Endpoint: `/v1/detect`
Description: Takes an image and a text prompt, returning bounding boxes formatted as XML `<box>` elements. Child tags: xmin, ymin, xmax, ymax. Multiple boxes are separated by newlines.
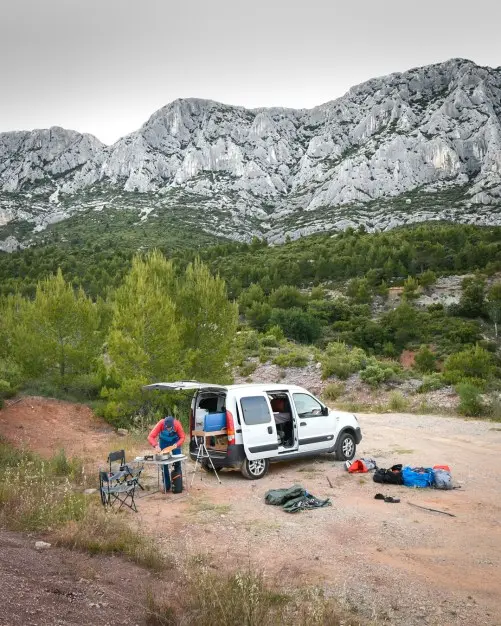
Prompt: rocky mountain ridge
<box><xmin>2</xmin><ymin>58</ymin><xmax>501</xmax><ymax>251</ymax></box>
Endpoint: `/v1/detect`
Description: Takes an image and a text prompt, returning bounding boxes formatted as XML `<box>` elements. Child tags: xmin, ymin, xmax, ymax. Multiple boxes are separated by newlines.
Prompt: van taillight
<box><xmin>189</xmin><ymin>408</ymin><xmax>194</xmax><ymax>435</ymax></box>
<box><xmin>226</xmin><ymin>410</ymin><xmax>235</xmax><ymax>445</ymax></box>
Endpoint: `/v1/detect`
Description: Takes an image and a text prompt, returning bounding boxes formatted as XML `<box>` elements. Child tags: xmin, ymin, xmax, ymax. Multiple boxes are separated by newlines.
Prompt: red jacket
<box><xmin>148</xmin><ymin>418</ymin><xmax>186</xmax><ymax>449</ymax></box>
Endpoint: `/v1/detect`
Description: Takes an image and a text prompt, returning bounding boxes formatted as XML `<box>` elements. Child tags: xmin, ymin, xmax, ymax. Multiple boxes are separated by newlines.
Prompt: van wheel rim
<box><xmin>248</xmin><ymin>460</ymin><xmax>265</xmax><ymax>476</ymax></box>
<box><xmin>342</xmin><ymin>438</ymin><xmax>354</xmax><ymax>457</ymax></box>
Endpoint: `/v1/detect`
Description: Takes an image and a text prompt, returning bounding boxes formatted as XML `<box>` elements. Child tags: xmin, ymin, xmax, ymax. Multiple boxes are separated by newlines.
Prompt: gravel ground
<box><xmin>138</xmin><ymin>411</ymin><xmax>501</xmax><ymax>626</ymax></box>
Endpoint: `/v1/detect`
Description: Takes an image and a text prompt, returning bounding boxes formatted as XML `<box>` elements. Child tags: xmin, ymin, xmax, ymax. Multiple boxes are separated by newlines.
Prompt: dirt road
<box><xmin>138</xmin><ymin>412</ymin><xmax>501</xmax><ymax>626</ymax></box>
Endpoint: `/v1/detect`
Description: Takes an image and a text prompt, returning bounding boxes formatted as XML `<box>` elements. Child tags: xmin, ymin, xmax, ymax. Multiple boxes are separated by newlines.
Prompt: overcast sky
<box><xmin>1</xmin><ymin>0</ymin><xmax>500</xmax><ymax>144</ymax></box>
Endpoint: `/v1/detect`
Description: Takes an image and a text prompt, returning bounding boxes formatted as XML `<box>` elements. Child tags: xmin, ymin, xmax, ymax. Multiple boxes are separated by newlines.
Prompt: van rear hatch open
<box><xmin>142</xmin><ymin>381</ymin><xmax>237</xmax><ymax>460</ymax></box>
<box><xmin>142</xmin><ymin>382</ymin><xmax>227</xmax><ymax>393</ymax></box>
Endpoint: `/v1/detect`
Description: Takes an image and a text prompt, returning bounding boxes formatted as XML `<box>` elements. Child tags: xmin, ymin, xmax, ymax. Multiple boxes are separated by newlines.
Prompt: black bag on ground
<box><xmin>373</xmin><ymin>464</ymin><xmax>404</xmax><ymax>485</ymax></box>
<box><xmin>171</xmin><ymin>470</ymin><xmax>183</xmax><ymax>493</ymax></box>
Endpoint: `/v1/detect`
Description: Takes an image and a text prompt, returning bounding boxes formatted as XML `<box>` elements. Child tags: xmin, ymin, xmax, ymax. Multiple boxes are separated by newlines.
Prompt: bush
<box><xmin>456</xmin><ymin>383</ymin><xmax>484</xmax><ymax>417</ymax></box>
<box><xmin>64</xmin><ymin>373</ymin><xmax>102</xmax><ymax>400</ymax></box>
<box><xmin>388</xmin><ymin>391</ymin><xmax>410</xmax><ymax>411</ymax></box>
<box><xmin>360</xmin><ymin>363</ymin><xmax>394</xmax><ymax>387</ymax></box>
<box><xmin>320</xmin><ymin>343</ymin><xmax>368</xmax><ymax>380</ymax></box>
<box><xmin>414</xmin><ymin>346</ymin><xmax>437</xmax><ymax>373</ymax></box>
<box><xmin>443</xmin><ymin>346</ymin><xmax>494</xmax><ymax>385</ymax></box>
<box><xmin>322</xmin><ymin>382</ymin><xmax>345</xmax><ymax>401</ymax></box>
<box><xmin>0</xmin><ymin>379</ymin><xmax>14</xmax><ymax>400</ymax></box>
<box><xmin>269</xmin><ymin>308</ymin><xmax>321</xmax><ymax>344</ymax></box>
<box><xmin>239</xmin><ymin>361</ymin><xmax>258</xmax><ymax>377</ymax></box>
<box><xmin>268</xmin><ymin>285</ymin><xmax>306</xmax><ymax>310</ymax></box>
<box><xmin>418</xmin><ymin>373</ymin><xmax>446</xmax><ymax>393</ymax></box>
<box><xmin>272</xmin><ymin>347</ymin><xmax>310</xmax><ymax>368</ymax></box>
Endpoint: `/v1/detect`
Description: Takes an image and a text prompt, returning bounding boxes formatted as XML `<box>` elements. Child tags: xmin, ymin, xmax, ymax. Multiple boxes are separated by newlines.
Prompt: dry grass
<box><xmin>145</xmin><ymin>566</ymin><xmax>368</xmax><ymax>626</ymax></box>
<box><xmin>54</xmin><ymin>505</ymin><xmax>170</xmax><ymax>571</ymax></box>
<box><xmin>0</xmin><ymin>442</ymin><xmax>87</xmax><ymax>531</ymax></box>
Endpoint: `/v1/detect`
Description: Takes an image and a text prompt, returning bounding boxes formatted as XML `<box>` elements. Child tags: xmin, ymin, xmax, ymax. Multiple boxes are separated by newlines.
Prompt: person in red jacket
<box><xmin>148</xmin><ymin>416</ymin><xmax>185</xmax><ymax>493</ymax></box>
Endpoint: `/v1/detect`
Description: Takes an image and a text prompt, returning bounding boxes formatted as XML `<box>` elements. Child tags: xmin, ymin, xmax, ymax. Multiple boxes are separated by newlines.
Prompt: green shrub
<box><xmin>443</xmin><ymin>346</ymin><xmax>494</xmax><ymax>385</ymax></box>
<box><xmin>0</xmin><ymin>358</ymin><xmax>23</xmax><ymax>388</ymax></box>
<box><xmin>418</xmin><ymin>373</ymin><xmax>446</xmax><ymax>393</ymax></box>
<box><xmin>321</xmin><ymin>343</ymin><xmax>368</xmax><ymax>379</ymax></box>
<box><xmin>414</xmin><ymin>346</ymin><xmax>437</xmax><ymax>373</ymax></box>
<box><xmin>265</xmin><ymin>325</ymin><xmax>285</xmax><ymax>342</ymax></box>
<box><xmin>242</xmin><ymin>330</ymin><xmax>260</xmax><ymax>354</ymax></box>
<box><xmin>269</xmin><ymin>308</ymin><xmax>321</xmax><ymax>344</ymax></box>
<box><xmin>360</xmin><ymin>363</ymin><xmax>394</xmax><ymax>387</ymax></box>
<box><xmin>272</xmin><ymin>347</ymin><xmax>310</xmax><ymax>368</ymax></box>
<box><xmin>456</xmin><ymin>383</ymin><xmax>484</xmax><ymax>417</ymax></box>
<box><xmin>64</xmin><ymin>373</ymin><xmax>102</xmax><ymax>400</ymax></box>
<box><xmin>322</xmin><ymin>382</ymin><xmax>345</xmax><ymax>401</ymax></box>
<box><xmin>0</xmin><ymin>379</ymin><xmax>13</xmax><ymax>399</ymax></box>
<box><xmin>258</xmin><ymin>347</ymin><xmax>273</xmax><ymax>363</ymax></box>
<box><xmin>239</xmin><ymin>361</ymin><xmax>258</xmax><ymax>377</ymax></box>
<box><xmin>388</xmin><ymin>391</ymin><xmax>410</xmax><ymax>411</ymax></box>
<box><xmin>488</xmin><ymin>396</ymin><xmax>501</xmax><ymax>421</ymax></box>
<box><xmin>268</xmin><ymin>285</ymin><xmax>306</xmax><ymax>310</ymax></box>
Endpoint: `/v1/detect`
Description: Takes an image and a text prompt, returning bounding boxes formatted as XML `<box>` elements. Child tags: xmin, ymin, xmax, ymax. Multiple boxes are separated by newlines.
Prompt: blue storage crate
<box><xmin>203</xmin><ymin>412</ymin><xmax>226</xmax><ymax>432</ymax></box>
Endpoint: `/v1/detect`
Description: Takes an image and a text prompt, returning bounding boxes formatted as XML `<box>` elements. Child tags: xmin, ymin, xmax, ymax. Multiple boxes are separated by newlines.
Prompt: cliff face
<box><xmin>2</xmin><ymin>58</ymin><xmax>501</xmax><ymax>250</ymax></box>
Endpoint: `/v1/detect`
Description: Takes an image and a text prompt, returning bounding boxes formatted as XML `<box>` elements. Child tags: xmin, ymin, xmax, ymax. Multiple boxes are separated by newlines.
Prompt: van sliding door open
<box><xmin>239</xmin><ymin>395</ymin><xmax>278</xmax><ymax>460</ymax></box>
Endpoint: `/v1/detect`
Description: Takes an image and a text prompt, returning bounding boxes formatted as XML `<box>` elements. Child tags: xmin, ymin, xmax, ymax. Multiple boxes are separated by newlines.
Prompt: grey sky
<box><xmin>1</xmin><ymin>0</ymin><xmax>500</xmax><ymax>144</ymax></box>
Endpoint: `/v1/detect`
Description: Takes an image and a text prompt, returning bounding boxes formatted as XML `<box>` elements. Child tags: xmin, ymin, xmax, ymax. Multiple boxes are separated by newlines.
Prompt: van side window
<box><xmin>292</xmin><ymin>393</ymin><xmax>323</xmax><ymax>418</ymax></box>
<box><xmin>240</xmin><ymin>396</ymin><xmax>272</xmax><ymax>425</ymax></box>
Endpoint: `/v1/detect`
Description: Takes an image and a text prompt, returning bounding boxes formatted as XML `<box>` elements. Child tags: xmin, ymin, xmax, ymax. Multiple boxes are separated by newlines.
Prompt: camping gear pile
<box><xmin>264</xmin><ymin>484</ymin><xmax>332</xmax><ymax>513</ymax></box>
<box><xmin>346</xmin><ymin>457</ymin><xmax>455</xmax><ymax>490</ymax></box>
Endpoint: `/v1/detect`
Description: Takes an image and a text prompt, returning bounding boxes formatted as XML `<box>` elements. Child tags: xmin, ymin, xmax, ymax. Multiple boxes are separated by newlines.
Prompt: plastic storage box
<box><xmin>203</xmin><ymin>412</ymin><xmax>226</xmax><ymax>432</ymax></box>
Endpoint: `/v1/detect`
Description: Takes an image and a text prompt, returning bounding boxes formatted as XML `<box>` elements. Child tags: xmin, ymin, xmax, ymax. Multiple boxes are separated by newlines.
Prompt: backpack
<box><xmin>373</xmin><ymin>464</ymin><xmax>404</xmax><ymax>485</ymax></box>
<box><xmin>433</xmin><ymin>467</ymin><xmax>453</xmax><ymax>490</ymax></box>
<box><xmin>402</xmin><ymin>466</ymin><xmax>434</xmax><ymax>488</ymax></box>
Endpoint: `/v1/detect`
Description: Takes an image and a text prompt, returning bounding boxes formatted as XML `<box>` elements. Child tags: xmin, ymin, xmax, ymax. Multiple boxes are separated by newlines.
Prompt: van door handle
<box><xmin>300</xmin><ymin>422</ymin><xmax>306</xmax><ymax>427</ymax></box>
<box><xmin>267</xmin><ymin>426</ymin><xmax>273</xmax><ymax>434</ymax></box>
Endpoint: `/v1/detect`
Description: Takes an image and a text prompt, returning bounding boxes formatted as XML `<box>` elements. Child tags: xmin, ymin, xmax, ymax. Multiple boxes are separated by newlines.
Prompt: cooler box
<box><xmin>203</xmin><ymin>412</ymin><xmax>226</xmax><ymax>432</ymax></box>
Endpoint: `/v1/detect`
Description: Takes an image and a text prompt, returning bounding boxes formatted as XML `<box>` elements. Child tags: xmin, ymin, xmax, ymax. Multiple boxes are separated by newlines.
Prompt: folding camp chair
<box><xmin>107</xmin><ymin>449</ymin><xmax>144</xmax><ymax>490</ymax></box>
<box><xmin>99</xmin><ymin>471</ymin><xmax>138</xmax><ymax>512</ymax></box>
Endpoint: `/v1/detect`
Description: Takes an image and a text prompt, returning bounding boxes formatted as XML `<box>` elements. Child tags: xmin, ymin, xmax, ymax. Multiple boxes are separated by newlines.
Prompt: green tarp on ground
<box><xmin>264</xmin><ymin>484</ymin><xmax>331</xmax><ymax>513</ymax></box>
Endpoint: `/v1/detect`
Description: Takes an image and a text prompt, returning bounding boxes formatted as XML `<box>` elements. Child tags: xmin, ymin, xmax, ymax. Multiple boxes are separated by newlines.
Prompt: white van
<box><xmin>143</xmin><ymin>381</ymin><xmax>362</xmax><ymax>479</ymax></box>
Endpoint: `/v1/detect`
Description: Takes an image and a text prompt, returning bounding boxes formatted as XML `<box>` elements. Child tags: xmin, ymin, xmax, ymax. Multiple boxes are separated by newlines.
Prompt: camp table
<box><xmin>133</xmin><ymin>454</ymin><xmax>188</xmax><ymax>495</ymax></box>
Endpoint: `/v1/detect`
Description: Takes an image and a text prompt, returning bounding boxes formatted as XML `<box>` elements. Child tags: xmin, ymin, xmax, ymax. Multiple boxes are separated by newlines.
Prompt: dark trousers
<box><xmin>162</xmin><ymin>448</ymin><xmax>182</xmax><ymax>492</ymax></box>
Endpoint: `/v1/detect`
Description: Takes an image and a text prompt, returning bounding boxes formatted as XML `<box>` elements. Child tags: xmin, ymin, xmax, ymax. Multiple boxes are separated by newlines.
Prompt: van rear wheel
<box><xmin>241</xmin><ymin>458</ymin><xmax>269</xmax><ymax>480</ymax></box>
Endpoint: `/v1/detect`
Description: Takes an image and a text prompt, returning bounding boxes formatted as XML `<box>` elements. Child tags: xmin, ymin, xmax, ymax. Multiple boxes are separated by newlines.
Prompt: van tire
<box><xmin>241</xmin><ymin>458</ymin><xmax>269</xmax><ymax>480</ymax></box>
<box><xmin>201</xmin><ymin>462</ymin><xmax>215</xmax><ymax>473</ymax></box>
<box><xmin>335</xmin><ymin>432</ymin><xmax>356</xmax><ymax>461</ymax></box>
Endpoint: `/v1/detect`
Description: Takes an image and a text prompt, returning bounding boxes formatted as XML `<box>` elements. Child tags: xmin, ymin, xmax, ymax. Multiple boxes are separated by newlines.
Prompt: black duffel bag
<box><xmin>373</xmin><ymin>464</ymin><xmax>404</xmax><ymax>485</ymax></box>
<box><xmin>171</xmin><ymin>470</ymin><xmax>183</xmax><ymax>493</ymax></box>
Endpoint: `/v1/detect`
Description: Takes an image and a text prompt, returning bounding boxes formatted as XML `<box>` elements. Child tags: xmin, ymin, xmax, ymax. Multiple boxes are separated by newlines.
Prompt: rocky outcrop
<box><xmin>1</xmin><ymin>58</ymin><xmax>501</xmax><ymax>247</ymax></box>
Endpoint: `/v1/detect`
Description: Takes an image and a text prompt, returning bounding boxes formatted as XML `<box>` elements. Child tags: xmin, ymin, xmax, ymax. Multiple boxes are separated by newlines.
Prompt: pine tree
<box><xmin>175</xmin><ymin>258</ymin><xmax>238</xmax><ymax>382</ymax></box>
<box><xmin>10</xmin><ymin>270</ymin><xmax>102</xmax><ymax>386</ymax></box>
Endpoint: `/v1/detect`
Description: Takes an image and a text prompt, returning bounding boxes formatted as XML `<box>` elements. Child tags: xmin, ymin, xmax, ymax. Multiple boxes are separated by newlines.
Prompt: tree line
<box><xmin>0</xmin><ymin>252</ymin><xmax>237</xmax><ymax>424</ymax></box>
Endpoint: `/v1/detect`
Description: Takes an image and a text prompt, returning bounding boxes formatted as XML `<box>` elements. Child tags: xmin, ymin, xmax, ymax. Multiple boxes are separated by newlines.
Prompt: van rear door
<box><xmin>142</xmin><ymin>381</ymin><xmax>227</xmax><ymax>393</ymax></box>
<box><xmin>237</xmin><ymin>393</ymin><xmax>279</xmax><ymax>460</ymax></box>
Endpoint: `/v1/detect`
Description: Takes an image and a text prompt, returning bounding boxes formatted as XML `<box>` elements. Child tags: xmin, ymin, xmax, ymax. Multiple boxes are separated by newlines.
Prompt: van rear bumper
<box><xmin>189</xmin><ymin>443</ymin><xmax>246</xmax><ymax>468</ymax></box>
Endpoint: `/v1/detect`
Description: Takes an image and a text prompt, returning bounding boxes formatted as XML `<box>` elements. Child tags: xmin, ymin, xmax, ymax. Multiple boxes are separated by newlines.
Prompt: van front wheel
<box><xmin>241</xmin><ymin>458</ymin><xmax>269</xmax><ymax>480</ymax></box>
<box><xmin>335</xmin><ymin>432</ymin><xmax>356</xmax><ymax>461</ymax></box>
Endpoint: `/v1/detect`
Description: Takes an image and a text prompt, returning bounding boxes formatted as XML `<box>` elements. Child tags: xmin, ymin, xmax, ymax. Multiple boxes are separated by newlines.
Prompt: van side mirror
<box><xmin>321</xmin><ymin>405</ymin><xmax>329</xmax><ymax>416</ymax></box>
